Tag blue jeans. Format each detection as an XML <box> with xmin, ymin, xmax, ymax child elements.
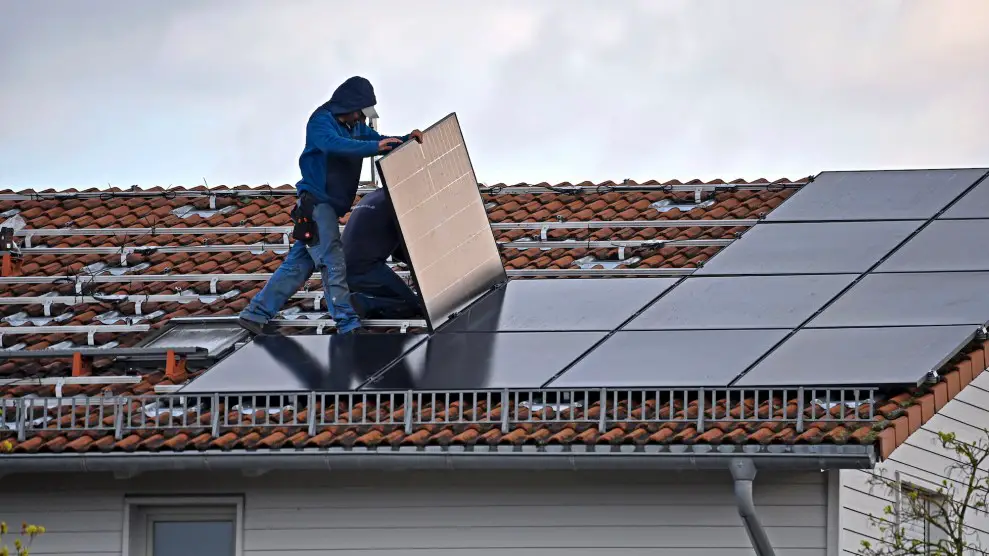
<box><xmin>348</xmin><ymin>261</ymin><xmax>423</xmax><ymax>319</ymax></box>
<box><xmin>240</xmin><ymin>202</ymin><xmax>362</xmax><ymax>333</ymax></box>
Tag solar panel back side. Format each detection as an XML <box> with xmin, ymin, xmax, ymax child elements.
<box><xmin>376</xmin><ymin>113</ymin><xmax>507</xmax><ymax>330</ymax></box>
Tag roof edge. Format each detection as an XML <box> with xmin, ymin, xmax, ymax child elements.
<box><xmin>0</xmin><ymin>444</ymin><xmax>876</xmax><ymax>475</ymax></box>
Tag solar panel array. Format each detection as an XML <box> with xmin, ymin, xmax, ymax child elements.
<box><xmin>181</xmin><ymin>150</ymin><xmax>989</xmax><ymax>393</ymax></box>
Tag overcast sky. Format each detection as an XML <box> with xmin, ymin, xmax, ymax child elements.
<box><xmin>1</xmin><ymin>0</ymin><xmax>987</xmax><ymax>191</ymax></box>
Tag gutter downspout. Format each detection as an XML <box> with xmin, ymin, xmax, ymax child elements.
<box><xmin>731</xmin><ymin>458</ymin><xmax>776</xmax><ymax>556</ymax></box>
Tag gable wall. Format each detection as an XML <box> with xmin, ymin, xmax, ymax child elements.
<box><xmin>0</xmin><ymin>468</ymin><xmax>829</xmax><ymax>555</ymax></box>
<box><xmin>840</xmin><ymin>369</ymin><xmax>989</xmax><ymax>553</ymax></box>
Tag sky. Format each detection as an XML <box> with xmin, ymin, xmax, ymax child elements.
<box><xmin>1</xmin><ymin>0</ymin><xmax>988</xmax><ymax>191</ymax></box>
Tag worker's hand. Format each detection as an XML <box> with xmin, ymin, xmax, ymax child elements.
<box><xmin>378</xmin><ymin>137</ymin><xmax>403</xmax><ymax>153</ymax></box>
<box><xmin>409</xmin><ymin>129</ymin><xmax>423</xmax><ymax>143</ymax></box>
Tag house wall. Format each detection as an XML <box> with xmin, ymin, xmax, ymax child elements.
<box><xmin>840</xmin><ymin>370</ymin><xmax>989</xmax><ymax>554</ymax></box>
<box><xmin>0</xmin><ymin>467</ymin><xmax>830</xmax><ymax>555</ymax></box>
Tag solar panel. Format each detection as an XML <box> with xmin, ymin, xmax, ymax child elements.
<box><xmin>693</xmin><ymin>221</ymin><xmax>921</xmax><ymax>276</ymax></box>
<box><xmin>376</xmin><ymin>113</ymin><xmax>506</xmax><ymax>331</ymax></box>
<box><xmin>624</xmin><ymin>274</ymin><xmax>856</xmax><ymax>330</ymax></box>
<box><xmin>938</xmin><ymin>171</ymin><xmax>989</xmax><ymax>219</ymax></box>
<box><xmin>360</xmin><ymin>331</ymin><xmax>607</xmax><ymax>390</ymax></box>
<box><xmin>733</xmin><ymin>325</ymin><xmax>978</xmax><ymax>387</ymax></box>
<box><xmin>179</xmin><ymin>333</ymin><xmax>427</xmax><ymax>393</ymax></box>
<box><xmin>875</xmin><ymin>220</ymin><xmax>989</xmax><ymax>272</ymax></box>
<box><xmin>438</xmin><ymin>277</ymin><xmax>679</xmax><ymax>333</ymax></box>
<box><xmin>765</xmin><ymin>169</ymin><xmax>987</xmax><ymax>222</ymax></box>
<box><xmin>547</xmin><ymin>329</ymin><xmax>791</xmax><ymax>388</ymax></box>
<box><xmin>807</xmin><ymin>272</ymin><xmax>989</xmax><ymax>328</ymax></box>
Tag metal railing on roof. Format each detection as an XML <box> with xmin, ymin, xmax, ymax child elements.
<box><xmin>0</xmin><ymin>386</ymin><xmax>876</xmax><ymax>442</ymax></box>
<box><xmin>0</xmin><ymin>181</ymin><xmax>806</xmax><ymax>202</ymax></box>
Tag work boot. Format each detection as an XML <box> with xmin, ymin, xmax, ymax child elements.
<box><xmin>237</xmin><ymin>316</ymin><xmax>268</xmax><ymax>336</ymax></box>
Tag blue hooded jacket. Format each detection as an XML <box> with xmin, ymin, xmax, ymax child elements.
<box><xmin>295</xmin><ymin>76</ymin><xmax>409</xmax><ymax>216</ymax></box>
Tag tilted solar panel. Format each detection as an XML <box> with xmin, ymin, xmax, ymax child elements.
<box><xmin>376</xmin><ymin>113</ymin><xmax>507</xmax><ymax>330</ymax></box>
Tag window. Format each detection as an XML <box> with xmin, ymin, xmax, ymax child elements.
<box><xmin>894</xmin><ymin>473</ymin><xmax>949</xmax><ymax>553</ymax></box>
<box><xmin>124</xmin><ymin>496</ymin><xmax>243</xmax><ymax>556</ymax></box>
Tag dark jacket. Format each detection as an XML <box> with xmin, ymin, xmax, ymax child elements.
<box><xmin>295</xmin><ymin>76</ymin><xmax>409</xmax><ymax>216</ymax></box>
<box><xmin>342</xmin><ymin>188</ymin><xmax>408</xmax><ymax>274</ymax></box>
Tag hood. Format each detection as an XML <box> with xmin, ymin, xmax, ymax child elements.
<box><xmin>325</xmin><ymin>76</ymin><xmax>378</xmax><ymax>116</ymax></box>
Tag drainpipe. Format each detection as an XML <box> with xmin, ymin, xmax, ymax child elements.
<box><xmin>731</xmin><ymin>458</ymin><xmax>776</xmax><ymax>556</ymax></box>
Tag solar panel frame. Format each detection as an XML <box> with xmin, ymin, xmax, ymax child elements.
<box><xmin>545</xmin><ymin>328</ymin><xmax>793</xmax><ymax>388</ymax></box>
<box><xmin>875</xmin><ymin>219</ymin><xmax>989</xmax><ymax>273</ymax></box>
<box><xmin>938</xmin><ymin>170</ymin><xmax>989</xmax><ymax>219</ymax></box>
<box><xmin>765</xmin><ymin>169</ymin><xmax>988</xmax><ymax>222</ymax></box>
<box><xmin>732</xmin><ymin>325</ymin><xmax>979</xmax><ymax>387</ymax></box>
<box><xmin>375</xmin><ymin>113</ymin><xmax>507</xmax><ymax>332</ymax></box>
<box><xmin>807</xmin><ymin>271</ymin><xmax>989</xmax><ymax>328</ymax></box>
<box><xmin>624</xmin><ymin>274</ymin><xmax>857</xmax><ymax>330</ymax></box>
<box><xmin>693</xmin><ymin>220</ymin><xmax>922</xmax><ymax>276</ymax></box>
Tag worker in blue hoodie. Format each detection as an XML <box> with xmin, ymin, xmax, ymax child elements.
<box><xmin>238</xmin><ymin>76</ymin><xmax>422</xmax><ymax>336</ymax></box>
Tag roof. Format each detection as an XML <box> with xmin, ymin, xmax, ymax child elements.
<box><xmin>0</xmin><ymin>178</ymin><xmax>985</xmax><ymax>463</ymax></box>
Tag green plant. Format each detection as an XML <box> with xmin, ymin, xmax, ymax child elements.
<box><xmin>0</xmin><ymin>522</ymin><xmax>45</xmax><ymax>556</ymax></box>
<box><xmin>859</xmin><ymin>430</ymin><xmax>989</xmax><ymax>555</ymax></box>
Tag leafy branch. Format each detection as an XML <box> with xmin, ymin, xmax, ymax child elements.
<box><xmin>859</xmin><ymin>430</ymin><xmax>989</xmax><ymax>555</ymax></box>
<box><xmin>0</xmin><ymin>522</ymin><xmax>45</xmax><ymax>556</ymax></box>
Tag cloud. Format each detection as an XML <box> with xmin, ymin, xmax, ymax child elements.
<box><xmin>0</xmin><ymin>0</ymin><xmax>987</xmax><ymax>190</ymax></box>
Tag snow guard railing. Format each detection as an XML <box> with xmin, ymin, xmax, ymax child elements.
<box><xmin>0</xmin><ymin>387</ymin><xmax>881</xmax><ymax>442</ymax></box>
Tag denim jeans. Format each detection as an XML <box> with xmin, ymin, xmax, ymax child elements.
<box><xmin>348</xmin><ymin>261</ymin><xmax>423</xmax><ymax>319</ymax></box>
<box><xmin>240</xmin><ymin>202</ymin><xmax>362</xmax><ymax>333</ymax></box>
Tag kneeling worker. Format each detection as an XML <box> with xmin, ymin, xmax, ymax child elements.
<box><xmin>342</xmin><ymin>187</ymin><xmax>424</xmax><ymax>319</ymax></box>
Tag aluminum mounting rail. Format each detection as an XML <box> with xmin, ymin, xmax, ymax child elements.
<box><xmin>0</xmin><ymin>375</ymin><xmax>143</xmax><ymax>386</ymax></box>
<box><xmin>0</xmin><ymin>267</ymin><xmax>695</xmax><ymax>288</ymax></box>
<box><xmin>477</xmin><ymin>181</ymin><xmax>806</xmax><ymax>195</ymax></box>
<box><xmin>0</xmin><ymin>292</ymin><xmax>329</xmax><ymax>313</ymax></box>
<box><xmin>0</xmin><ymin>324</ymin><xmax>151</xmax><ymax>346</ymax></box>
<box><xmin>12</xmin><ymin>219</ymin><xmax>759</xmax><ymax>245</ymax></box>
<box><xmin>0</xmin><ymin>346</ymin><xmax>205</xmax><ymax>360</ymax></box>
<box><xmin>169</xmin><ymin>315</ymin><xmax>427</xmax><ymax>331</ymax></box>
<box><xmin>0</xmin><ymin>181</ymin><xmax>806</xmax><ymax>201</ymax></box>
<box><xmin>500</xmin><ymin>238</ymin><xmax>733</xmax><ymax>250</ymax></box>
<box><xmin>14</xmin><ymin>237</ymin><xmax>730</xmax><ymax>262</ymax></box>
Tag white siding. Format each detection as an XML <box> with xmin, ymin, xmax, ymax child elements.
<box><xmin>840</xmin><ymin>370</ymin><xmax>989</xmax><ymax>554</ymax></box>
<box><xmin>0</xmin><ymin>467</ymin><xmax>830</xmax><ymax>555</ymax></box>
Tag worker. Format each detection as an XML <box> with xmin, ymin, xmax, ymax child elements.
<box><xmin>238</xmin><ymin>76</ymin><xmax>423</xmax><ymax>336</ymax></box>
<box><xmin>342</xmin><ymin>187</ymin><xmax>424</xmax><ymax>319</ymax></box>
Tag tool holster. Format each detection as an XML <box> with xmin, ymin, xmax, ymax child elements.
<box><xmin>290</xmin><ymin>192</ymin><xmax>319</xmax><ymax>246</ymax></box>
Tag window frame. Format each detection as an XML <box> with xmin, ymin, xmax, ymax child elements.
<box><xmin>122</xmin><ymin>496</ymin><xmax>244</xmax><ymax>556</ymax></box>
<box><xmin>894</xmin><ymin>473</ymin><xmax>950</xmax><ymax>553</ymax></box>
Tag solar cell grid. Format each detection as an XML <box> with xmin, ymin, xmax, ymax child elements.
<box><xmin>377</xmin><ymin>113</ymin><xmax>507</xmax><ymax>330</ymax></box>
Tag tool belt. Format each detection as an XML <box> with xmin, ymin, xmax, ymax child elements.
<box><xmin>290</xmin><ymin>192</ymin><xmax>319</xmax><ymax>246</ymax></box>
